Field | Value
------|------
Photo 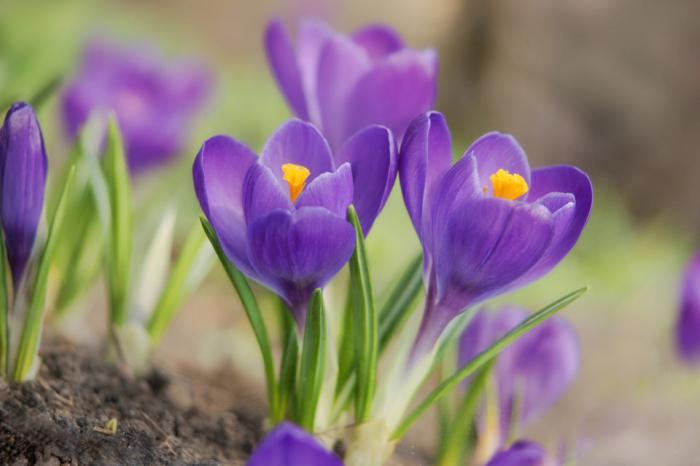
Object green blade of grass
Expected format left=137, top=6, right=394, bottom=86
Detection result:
left=12, top=167, right=76, bottom=382
left=347, top=205, right=378, bottom=422
left=297, top=289, right=326, bottom=431
left=147, top=222, right=211, bottom=344
left=276, top=306, right=299, bottom=423
left=102, top=116, right=132, bottom=326
left=391, top=286, right=588, bottom=441
left=378, top=253, right=423, bottom=354
left=200, top=217, right=278, bottom=415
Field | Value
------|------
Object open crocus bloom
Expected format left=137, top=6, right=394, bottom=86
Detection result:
left=0, top=102, right=48, bottom=289
left=194, top=120, right=394, bottom=322
left=265, top=18, right=437, bottom=150
left=485, top=440, right=552, bottom=466
left=460, top=307, right=579, bottom=439
left=399, top=112, right=593, bottom=357
left=62, top=39, right=211, bottom=173
left=246, top=422, right=342, bottom=466
left=676, top=251, right=700, bottom=363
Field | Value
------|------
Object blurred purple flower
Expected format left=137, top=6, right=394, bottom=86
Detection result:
left=0, top=102, right=48, bottom=288
left=246, top=422, right=342, bottom=466
left=265, top=18, right=437, bottom=150
left=676, top=251, right=700, bottom=363
left=195, top=119, right=394, bottom=322
left=485, top=440, right=551, bottom=466
left=399, top=112, right=593, bottom=358
left=62, top=39, right=211, bottom=173
left=460, top=307, right=579, bottom=436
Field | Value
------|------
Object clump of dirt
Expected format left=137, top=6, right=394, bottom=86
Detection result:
left=0, top=343, right=264, bottom=465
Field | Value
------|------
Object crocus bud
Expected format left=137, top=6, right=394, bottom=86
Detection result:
left=246, top=422, right=342, bottom=466
left=676, top=251, right=700, bottom=364
left=0, top=102, right=48, bottom=287
left=485, top=440, right=551, bottom=466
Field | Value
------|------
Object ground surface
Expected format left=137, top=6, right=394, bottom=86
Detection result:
left=0, top=342, right=263, bottom=466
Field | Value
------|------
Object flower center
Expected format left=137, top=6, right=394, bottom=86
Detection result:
left=488, top=169, right=529, bottom=200
left=281, top=163, right=311, bottom=202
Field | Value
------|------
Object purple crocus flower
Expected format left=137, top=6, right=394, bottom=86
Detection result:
left=675, top=251, right=700, bottom=363
left=247, top=422, right=342, bottom=466
left=62, top=39, right=211, bottom=173
left=399, top=112, right=593, bottom=357
left=265, top=18, right=437, bottom=150
left=0, top=102, right=48, bottom=288
left=195, top=119, right=394, bottom=322
left=459, top=307, right=579, bottom=437
left=485, top=440, right=551, bottom=466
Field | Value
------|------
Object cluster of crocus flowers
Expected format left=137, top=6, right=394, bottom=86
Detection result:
left=676, top=251, right=700, bottom=363
left=399, top=112, right=593, bottom=358
left=265, top=18, right=437, bottom=150
left=194, top=119, right=396, bottom=321
left=61, top=39, right=211, bottom=172
left=459, top=306, right=579, bottom=459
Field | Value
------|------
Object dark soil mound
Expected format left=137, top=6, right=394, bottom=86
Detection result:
left=0, top=343, right=263, bottom=465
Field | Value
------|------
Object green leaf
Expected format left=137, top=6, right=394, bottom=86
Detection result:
left=147, top=222, right=212, bottom=343
left=347, top=205, right=378, bottom=422
left=390, top=286, right=588, bottom=440
left=378, top=253, right=423, bottom=354
left=102, top=116, right=132, bottom=326
left=0, top=234, right=8, bottom=377
left=12, top=167, right=76, bottom=382
left=436, top=360, right=494, bottom=466
left=200, top=217, right=278, bottom=415
left=29, top=75, right=62, bottom=111
left=297, top=289, right=326, bottom=431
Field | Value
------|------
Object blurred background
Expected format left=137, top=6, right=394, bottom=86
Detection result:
left=1, top=0, right=699, bottom=464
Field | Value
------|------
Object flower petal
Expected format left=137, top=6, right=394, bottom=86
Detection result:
left=246, top=422, right=343, bottom=466
left=243, top=163, right=293, bottom=225
left=514, top=165, right=593, bottom=286
left=0, top=103, right=48, bottom=286
left=398, top=111, right=452, bottom=239
left=465, top=131, right=531, bottom=193
left=260, top=119, right=335, bottom=184
left=343, top=48, right=437, bottom=145
left=351, top=24, right=405, bottom=61
left=677, top=252, right=700, bottom=364
left=316, top=36, right=371, bottom=149
left=193, top=135, right=257, bottom=275
left=335, top=125, right=397, bottom=234
left=265, top=19, right=309, bottom=120
left=297, top=19, right=333, bottom=124
left=296, top=162, right=353, bottom=217
left=485, top=440, right=548, bottom=466
left=248, top=207, right=354, bottom=318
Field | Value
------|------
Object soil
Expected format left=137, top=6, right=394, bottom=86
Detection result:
left=0, top=342, right=264, bottom=466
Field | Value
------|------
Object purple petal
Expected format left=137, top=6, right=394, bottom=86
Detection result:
left=243, top=163, right=293, bottom=225
left=398, top=112, right=452, bottom=240
left=247, top=207, right=354, bottom=320
left=343, top=49, right=437, bottom=146
left=514, top=165, right=593, bottom=287
left=193, top=135, right=257, bottom=276
left=458, top=307, right=527, bottom=371
left=265, top=20, right=309, bottom=120
left=296, top=163, right=353, bottom=217
left=676, top=252, right=700, bottom=364
left=247, top=422, right=343, bottom=466
left=316, top=35, right=371, bottom=149
left=465, top=131, right=531, bottom=194
left=485, top=440, right=549, bottom=466
left=297, top=19, right=333, bottom=124
left=351, top=24, right=405, bottom=61
left=335, top=125, right=397, bottom=234
left=0, top=103, right=48, bottom=287
left=260, top=119, right=335, bottom=184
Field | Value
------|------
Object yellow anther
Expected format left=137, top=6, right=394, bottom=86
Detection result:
left=489, top=169, right=529, bottom=201
left=281, top=163, right=311, bottom=202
